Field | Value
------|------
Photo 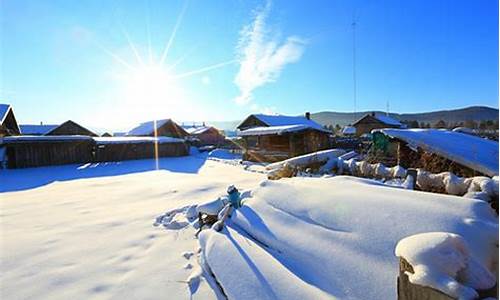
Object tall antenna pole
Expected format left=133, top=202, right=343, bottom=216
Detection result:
left=386, top=100, right=389, bottom=116
left=352, top=17, right=357, bottom=123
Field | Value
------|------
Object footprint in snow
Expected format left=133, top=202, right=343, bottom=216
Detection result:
left=182, top=251, right=194, bottom=259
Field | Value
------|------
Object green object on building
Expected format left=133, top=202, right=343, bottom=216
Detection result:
left=372, top=132, right=390, bottom=153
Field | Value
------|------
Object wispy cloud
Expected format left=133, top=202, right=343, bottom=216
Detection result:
left=234, top=1, right=306, bottom=105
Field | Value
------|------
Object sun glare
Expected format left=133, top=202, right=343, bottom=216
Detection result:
left=127, top=65, right=175, bottom=102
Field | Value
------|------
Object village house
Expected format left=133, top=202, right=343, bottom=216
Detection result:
left=20, top=120, right=97, bottom=136
left=371, top=128, right=499, bottom=177
left=182, top=123, right=225, bottom=146
left=127, top=119, right=188, bottom=138
left=237, top=113, right=331, bottom=162
left=0, top=104, right=21, bottom=137
left=353, top=112, right=405, bottom=136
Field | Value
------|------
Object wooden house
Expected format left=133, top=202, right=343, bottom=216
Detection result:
left=371, top=129, right=499, bottom=177
left=353, top=112, right=405, bottom=136
left=46, top=120, right=97, bottom=136
left=0, top=104, right=21, bottom=137
left=237, top=113, right=331, bottom=162
left=127, top=119, right=188, bottom=138
left=183, top=123, right=225, bottom=146
left=20, top=120, right=97, bottom=136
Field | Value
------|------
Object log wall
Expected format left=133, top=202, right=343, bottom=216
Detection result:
left=3, top=140, right=189, bottom=168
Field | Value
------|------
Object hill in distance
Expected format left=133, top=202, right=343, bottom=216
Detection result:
left=208, top=106, right=499, bottom=132
left=312, top=106, right=499, bottom=127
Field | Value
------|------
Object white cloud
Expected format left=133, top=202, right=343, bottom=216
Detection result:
left=234, top=1, right=306, bottom=105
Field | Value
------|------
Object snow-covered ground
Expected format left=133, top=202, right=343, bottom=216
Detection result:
left=0, top=152, right=265, bottom=300
left=1, top=150, right=497, bottom=300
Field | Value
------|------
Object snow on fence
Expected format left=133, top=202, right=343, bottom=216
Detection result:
left=267, top=150, right=499, bottom=206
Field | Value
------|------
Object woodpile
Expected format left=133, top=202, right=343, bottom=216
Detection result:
left=267, top=149, right=499, bottom=211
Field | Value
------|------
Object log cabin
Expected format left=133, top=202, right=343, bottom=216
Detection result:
left=20, top=120, right=97, bottom=136
left=237, top=113, right=331, bottom=162
left=371, top=128, right=499, bottom=177
left=353, top=112, right=405, bottom=136
left=0, top=104, right=21, bottom=137
left=127, top=119, right=188, bottom=138
left=183, top=123, right=225, bottom=146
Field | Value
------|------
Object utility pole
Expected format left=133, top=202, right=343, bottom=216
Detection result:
left=352, top=17, right=357, bottom=123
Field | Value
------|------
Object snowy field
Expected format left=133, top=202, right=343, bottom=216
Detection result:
left=0, top=152, right=264, bottom=299
left=1, top=150, right=497, bottom=299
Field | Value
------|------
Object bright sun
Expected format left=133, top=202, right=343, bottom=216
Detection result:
left=127, top=65, right=175, bottom=102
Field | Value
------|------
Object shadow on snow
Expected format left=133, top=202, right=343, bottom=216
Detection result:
left=0, top=154, right=208, bottom=193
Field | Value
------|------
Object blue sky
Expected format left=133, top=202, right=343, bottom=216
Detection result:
left=1, top=0, right=498, bottom=130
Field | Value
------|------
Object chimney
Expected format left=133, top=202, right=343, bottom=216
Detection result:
left=40, top=121, right=43, bottom=125
left=371, top=112, right=375, bottom=117
left=203, top=121, right=206, bottom=127
left=305, top=112, right=311, bottom=120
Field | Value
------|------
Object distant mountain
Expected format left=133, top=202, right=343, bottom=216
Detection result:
left=311, top=106, right=499, bottom=127
left=198, top=106, right=499, bottom=134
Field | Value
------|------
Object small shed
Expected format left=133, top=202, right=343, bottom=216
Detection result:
left=93, top=137, right=188, bottom=162
left=1, top=136, right=94, bottom=168
left=183, top=124, right=225, bottom=146
left=371, top=128, right=499, bottom=177
left=353, top=112, right=405, bottom=136
left=127, top=119, right=188, bottom=138
left=0, top=104, right=21, bottom=137
left=237, top=113, right=331, bottom=162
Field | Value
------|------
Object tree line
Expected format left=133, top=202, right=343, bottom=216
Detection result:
left=400, top=119, right=499, bottom=130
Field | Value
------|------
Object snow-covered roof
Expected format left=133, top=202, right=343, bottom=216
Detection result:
left=238, top=125, right=316, bottom=136
left=373, top=128, right=499, bottom=176
left=254, top=114, right=328, bottom=131
left=94, top=136, right=184, bottom=145
left=373, top=114, right=403, bottom=126
left=20, top=124, right=58, bottom=135
left=182, top=126, right=212, bottom=135
left=342, top=126, right=356, bottom=135
left=0, top=104, right=11, bottom=124
left=452, top=127, right=475, bottom=135
left=127, top=119, right=170, bottom=136
left=1, top=135, right=185, bottom=145
left=2, top=135, right=93, bottom=143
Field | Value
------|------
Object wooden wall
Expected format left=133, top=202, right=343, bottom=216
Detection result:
left=153, top=121, right=189, bottom=138
left=3, top=140, right=189, bottom=169
left=194, top=128, right=226, bottom=146
left=0, top=109, right=21, bottom=137
left=242, top=130, right=330, bottom=162
left=5, top=140, right=94, bottom=168
left=94, top=142, right=188, bottom=162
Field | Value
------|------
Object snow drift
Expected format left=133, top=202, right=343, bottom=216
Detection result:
left=199, top=176, right=498, bottom=299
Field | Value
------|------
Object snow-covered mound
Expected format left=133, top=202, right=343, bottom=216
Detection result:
left=207, top=149, right=241, bottom=161
left=199, top=176, right=498, bottom=300
left=395, top=232, right=497, bottom=299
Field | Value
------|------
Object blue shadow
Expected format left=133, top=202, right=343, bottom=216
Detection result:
left=0, top=154, right=208, bottom=193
